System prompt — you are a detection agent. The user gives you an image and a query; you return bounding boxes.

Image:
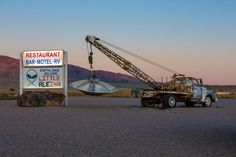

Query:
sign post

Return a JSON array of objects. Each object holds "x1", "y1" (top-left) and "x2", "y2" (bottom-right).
[
  {"x1": 20, "y1": 50, "x2": 68, "y2": 106},
  {"x1": 64, "y1": 51, "x2": 68, "y2": 106}
]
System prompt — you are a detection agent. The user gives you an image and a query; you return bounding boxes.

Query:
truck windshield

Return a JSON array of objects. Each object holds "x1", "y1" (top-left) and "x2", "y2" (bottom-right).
[{"x1": 185, "y1": 78, "x2": 192, "y2": 86}]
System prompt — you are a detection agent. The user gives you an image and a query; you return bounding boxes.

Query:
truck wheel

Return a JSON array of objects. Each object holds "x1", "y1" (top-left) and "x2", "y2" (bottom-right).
[
  {"x1": 163, "y1": 94, "x2": 176, "y2": 108},
  {"x1": 185, "y1": 101, "x2": 195, "y2": 107},
  {"x1": 141, "y1": 98, "x2": 154, "y2": 107},
  {"x1": 202, "y1": 96, "x2": 212, "y2": 107}
]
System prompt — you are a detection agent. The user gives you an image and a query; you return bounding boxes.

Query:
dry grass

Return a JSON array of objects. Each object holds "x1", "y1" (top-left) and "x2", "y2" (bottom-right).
[
  {"x1": 0, "y1": 89, "x2": 18, "y2": 100},
  {"x1": 69, "y1": 88, "x2": 133, "y2": 97},
  {"x1": 217, "y1": 93, "x2": 236, "y2": 99},
  {"x1": 0, "y1": 88, "x2": 134, "y2": 99},
  {"x1": 4, "y1": 88, "x2": 236, "y2": 99},
  {"x1": 103, "y1": 88, "x2": 132, "y2": 97},
  {"x1": 0, "y1": 93, "x2": 18, "y2": 100},
  {"x1": 68, "y1": 89, "x2": 86, "y2": 96}
]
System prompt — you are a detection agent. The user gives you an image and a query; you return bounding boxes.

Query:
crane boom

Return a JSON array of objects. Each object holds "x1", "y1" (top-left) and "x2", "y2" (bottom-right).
[{"x1": 85, "y1": 35, "x2": 161, "y2": 90}]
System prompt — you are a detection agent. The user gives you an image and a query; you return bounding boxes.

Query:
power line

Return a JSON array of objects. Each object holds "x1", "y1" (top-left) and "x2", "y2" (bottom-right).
[{"x1": 99, "y1": 39, "x2": 179, "y2": 74}]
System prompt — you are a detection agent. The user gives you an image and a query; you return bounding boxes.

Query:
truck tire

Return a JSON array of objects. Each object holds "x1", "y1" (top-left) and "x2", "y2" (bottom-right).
[
  {"x1": 163, "y1": 94, "x2": 176, "y2": 108},
  {"x1": 202, "y1": 96, "x2": 212, "y2": 107},
  {"x1": 185, "y1": 101, "x2": 195, "y2": 107},
  {"x1": 141, "y1": 98, "x2": 154, "y2": 107}
]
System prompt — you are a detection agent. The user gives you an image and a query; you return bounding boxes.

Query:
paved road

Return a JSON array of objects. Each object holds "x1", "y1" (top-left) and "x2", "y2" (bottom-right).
[{"x1": 0, "y1": 97, "x2": 236, "y2": 157}]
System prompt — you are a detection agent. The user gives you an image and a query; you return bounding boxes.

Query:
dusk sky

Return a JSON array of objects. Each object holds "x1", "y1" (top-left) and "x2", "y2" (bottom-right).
[{"x1": 0, "y1": 0, "x2": 235, "y2": 85}]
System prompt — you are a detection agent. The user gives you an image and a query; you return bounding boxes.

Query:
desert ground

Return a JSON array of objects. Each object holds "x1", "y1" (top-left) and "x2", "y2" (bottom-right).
[{"x1": 0, "y1": 97, "x2": 236, "y2": 157}]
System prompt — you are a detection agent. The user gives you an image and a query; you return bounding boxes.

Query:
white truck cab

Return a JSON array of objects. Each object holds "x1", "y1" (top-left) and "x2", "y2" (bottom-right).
[{"x1": 183, "y1": 77, "x2": 217, "y2": 107}]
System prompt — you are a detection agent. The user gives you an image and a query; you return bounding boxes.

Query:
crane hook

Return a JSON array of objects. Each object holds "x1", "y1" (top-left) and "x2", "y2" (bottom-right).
[
  {"x1": 88, "y1": 52, "x2": 93, "y2": 69},
  {"x1": 87, "y1": 43, "x2": 96, "y2": 80},
  {"x1": 87, "y1": 43, "x2": 94, "y2": 70}
]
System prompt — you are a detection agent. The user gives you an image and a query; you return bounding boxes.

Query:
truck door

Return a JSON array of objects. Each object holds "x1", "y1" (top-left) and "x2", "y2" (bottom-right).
[{"x1": 191, "y1": 79, "x2": 202, "y2": 100}]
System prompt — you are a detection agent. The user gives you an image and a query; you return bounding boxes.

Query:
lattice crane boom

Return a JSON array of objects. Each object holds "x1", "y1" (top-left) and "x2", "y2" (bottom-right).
[{"x1": 85, "y1": 35, "x2": 161, "y2": 90}]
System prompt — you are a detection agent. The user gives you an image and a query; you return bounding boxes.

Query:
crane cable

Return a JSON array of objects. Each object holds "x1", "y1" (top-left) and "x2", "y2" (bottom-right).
[
  {"x1": 86, "y1": 42, "x2": 96, "y2": 79},
  {"x1": 99, "y1": 39, "x2": 179, "y2": 74}
]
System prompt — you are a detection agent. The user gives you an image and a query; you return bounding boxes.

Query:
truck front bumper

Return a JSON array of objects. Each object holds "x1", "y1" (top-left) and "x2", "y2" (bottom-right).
[{"x1": 213, "y1": 96, "x2": 218, "y2": 102}]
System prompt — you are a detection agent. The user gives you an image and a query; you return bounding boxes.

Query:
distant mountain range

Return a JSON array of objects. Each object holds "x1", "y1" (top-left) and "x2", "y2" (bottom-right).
[
  {"x1": 0, "y1": 55, "x2": 144, "y2": 89},
  {"x1": 0, "y1": 55, "x2": 235, "y2": 92}
]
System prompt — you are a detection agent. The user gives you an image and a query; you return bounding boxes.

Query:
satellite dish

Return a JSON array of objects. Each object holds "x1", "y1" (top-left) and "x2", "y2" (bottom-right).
[{"x1": 69, "y1": 78, "x2": 118, "y2": 96}]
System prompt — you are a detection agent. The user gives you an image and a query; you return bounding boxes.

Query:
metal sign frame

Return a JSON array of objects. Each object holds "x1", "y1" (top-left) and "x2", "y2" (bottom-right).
[{"x1": 20, "y1": 50, "x2": 68, "y2": 106}]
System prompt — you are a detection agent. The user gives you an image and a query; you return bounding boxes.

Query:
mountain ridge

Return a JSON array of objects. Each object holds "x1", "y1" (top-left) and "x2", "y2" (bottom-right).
[
  {"x1": 0, "y1": 55, "x2": 143, "y2": 89},
  {"x1": 0, "y1": 55, "x2": 235, "y2": 92}
]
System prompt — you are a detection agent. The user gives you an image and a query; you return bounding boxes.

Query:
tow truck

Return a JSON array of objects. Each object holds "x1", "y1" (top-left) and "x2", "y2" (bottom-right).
[{"x1": 84, "y1": 35, "x2": 217, "y2": 108}]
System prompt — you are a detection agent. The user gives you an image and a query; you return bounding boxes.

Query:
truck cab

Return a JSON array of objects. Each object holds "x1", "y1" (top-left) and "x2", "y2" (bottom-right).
[
  {"x1": 175, "y1": 76, "x2": 217, "y2": 107},
  {"x1": 141, "y1": 75, "x2": 217, "y2": 108}
]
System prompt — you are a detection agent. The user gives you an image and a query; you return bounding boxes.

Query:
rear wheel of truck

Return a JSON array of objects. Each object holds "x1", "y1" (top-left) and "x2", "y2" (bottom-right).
[
  {"x1": 163, "y1": 94, "x2": 176, "y2": 108},
  {"x1": 202, "y1": 96, "x2": 212, "y2": 107}
]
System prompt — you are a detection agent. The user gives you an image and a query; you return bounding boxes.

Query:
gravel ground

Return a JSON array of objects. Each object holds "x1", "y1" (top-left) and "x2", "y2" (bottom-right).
[{"x1": 0, "y1": 97, "x2": 236, "y2": 157}]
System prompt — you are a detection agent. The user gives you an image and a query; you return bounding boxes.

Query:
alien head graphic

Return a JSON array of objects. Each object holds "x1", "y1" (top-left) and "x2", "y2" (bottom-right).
[{"x1": 26, "y1": 69, "x2": 38, "y2": 86}]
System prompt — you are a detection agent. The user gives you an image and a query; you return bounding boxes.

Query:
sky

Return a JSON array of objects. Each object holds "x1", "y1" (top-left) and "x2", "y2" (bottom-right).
[{"x1": 0, "y1": 0, "x2": 235, "y2": 85}]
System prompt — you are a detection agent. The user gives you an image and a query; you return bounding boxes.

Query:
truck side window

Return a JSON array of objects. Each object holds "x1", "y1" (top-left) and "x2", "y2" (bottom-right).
[{"x1": 192, "y1": 79, "x2": 199, "y2": 86}]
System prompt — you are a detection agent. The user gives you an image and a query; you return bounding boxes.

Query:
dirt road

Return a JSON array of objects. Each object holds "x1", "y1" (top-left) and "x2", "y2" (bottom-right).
[{"x1": 0, "y1": 97, "x2": 235, "y2": 157}]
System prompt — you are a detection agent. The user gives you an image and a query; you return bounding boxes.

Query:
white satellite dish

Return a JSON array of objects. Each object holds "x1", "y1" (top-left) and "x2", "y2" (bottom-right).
[{"x1": 69, "y1": 78, "x2": 118, "y2": 95}]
